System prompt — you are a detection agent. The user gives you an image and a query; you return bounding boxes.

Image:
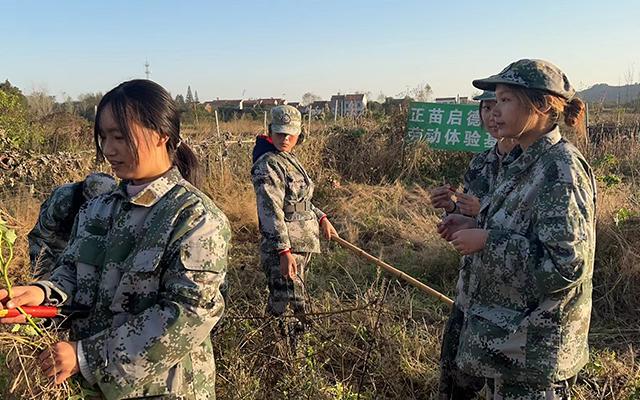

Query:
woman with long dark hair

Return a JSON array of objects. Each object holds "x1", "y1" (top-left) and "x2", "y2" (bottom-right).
[{"x1": 0, "y1": 79, "x2": 230, "y2": 399}]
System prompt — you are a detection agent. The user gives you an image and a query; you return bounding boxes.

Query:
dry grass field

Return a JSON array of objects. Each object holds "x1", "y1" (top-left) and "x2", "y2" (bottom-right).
[{"x1": 1, "y1": 109, "x2": 639, "y2": 399}]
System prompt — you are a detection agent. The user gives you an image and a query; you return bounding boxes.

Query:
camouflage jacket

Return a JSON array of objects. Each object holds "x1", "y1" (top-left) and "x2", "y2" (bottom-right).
[
  {"x1": 36, "y1": 168, "x2": 231, "y2": 400},
  {"x1": 456, "y1": 126, "x2": 596, "y2": 384},
  {"x1": 454, "y1": 145, "x2": 522, "y2": 310},
  {"x1": 28, "y1": 182, "x2": 85, "y2": 279},
  {"x1": 251, "y1": 151, "x2": 325, "y2": 254},
  {"x1": 28, "y1": 176, "x2": 117, "y2": 279}
]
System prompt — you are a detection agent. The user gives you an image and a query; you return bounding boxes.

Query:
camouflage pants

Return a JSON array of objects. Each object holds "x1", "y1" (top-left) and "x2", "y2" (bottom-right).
[
  {"x1": 438, "y1": 303, "x2": 485, "y2": 399},
  {"x1": 261, "y1": 251, "x2": 312, "y2": 317},
  {"x1": 485, "y1": 376, "x2": 576, "y2": 400}
]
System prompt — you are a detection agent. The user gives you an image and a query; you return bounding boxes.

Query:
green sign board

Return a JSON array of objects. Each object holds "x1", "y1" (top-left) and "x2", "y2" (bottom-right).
[{"x1": 406, "y1": 102, "x2": 496, "y2": 152}]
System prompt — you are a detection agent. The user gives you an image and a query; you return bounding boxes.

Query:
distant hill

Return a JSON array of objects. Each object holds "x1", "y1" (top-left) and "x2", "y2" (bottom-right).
[{"x1": 578, "y1": 83, "x2": 640, "y2": 104}]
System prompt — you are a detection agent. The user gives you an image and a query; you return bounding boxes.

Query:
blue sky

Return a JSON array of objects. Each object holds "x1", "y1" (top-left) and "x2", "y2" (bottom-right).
[{"x1": 1, "y1": 0, "x2": 639, "y2": 102}]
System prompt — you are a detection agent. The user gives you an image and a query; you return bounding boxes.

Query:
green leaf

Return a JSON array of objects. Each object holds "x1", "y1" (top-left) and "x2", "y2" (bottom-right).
[{"x1": 3, "y1": 228, "x2": 16, "y2": 246}]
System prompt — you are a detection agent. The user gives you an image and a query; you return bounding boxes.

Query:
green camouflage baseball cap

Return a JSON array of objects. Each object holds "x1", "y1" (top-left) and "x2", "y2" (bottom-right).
[
  {"x1": 472, "y1": 90, "x2": 496, "y2": 101},
  {"x1": 83, "y1": 172, "x2": 117, "y2": 200},
  {"x1": 473, "y1": 59, "x2": 575, "y2": 100},
  {"x1": 271, "y1": 105, "x2": 302, "y2": 136}
]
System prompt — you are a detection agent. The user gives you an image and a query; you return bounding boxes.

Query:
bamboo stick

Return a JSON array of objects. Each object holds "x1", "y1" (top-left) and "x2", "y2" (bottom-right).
[{"x1": 331, "y1": 235, "x2": 454, "y2": 308}]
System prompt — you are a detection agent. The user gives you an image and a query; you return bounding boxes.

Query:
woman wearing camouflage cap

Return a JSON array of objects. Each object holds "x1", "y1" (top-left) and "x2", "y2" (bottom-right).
[
  {"x1": 252, "y1": 104, "x2": 337, "y2": 343},
  {"x1": 0, "y1": 79, "x2": 231, "y2": 399},
  {"x1": 434, "y1": 90, "x2": 520, "y2": 399},
  {"x1": 443, "y1": 59, "x2": 596, "y2": 399},
  {"x1": 430, "y1": 92, "x2": 518, "y2": 218}
]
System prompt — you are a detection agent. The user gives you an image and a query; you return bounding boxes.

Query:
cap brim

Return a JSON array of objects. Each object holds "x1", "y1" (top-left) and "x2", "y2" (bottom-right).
[
  {"x1": 472, "y1": 92, "x2": 496, "y2": 101},
  {"x1": 472, "y1": 76, "x2": 503, "y2": 91},
  {"x1": 271, "y1": 124, "x2": 301, "y2": 135}
]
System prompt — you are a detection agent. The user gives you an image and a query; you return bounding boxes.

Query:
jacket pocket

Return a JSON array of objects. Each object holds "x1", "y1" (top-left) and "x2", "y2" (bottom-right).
[
  {"x1": 462, "y1": 303, "x2": 529, "y2": 369},
  {"x1": 284, "y1": 209, "x2": 315, "y2": 222},
  {"x1": 73, "y1": 236, "x2": 105, "y2": 307},
  {"x1": 110, "y1": 247, "x2": 164, "y2": 314}
]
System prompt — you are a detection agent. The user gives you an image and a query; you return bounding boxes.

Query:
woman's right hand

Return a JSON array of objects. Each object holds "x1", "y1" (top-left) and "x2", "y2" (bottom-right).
[
  {"x1": 437, "y1": 214, "x2": 477, "y2": 241},
  {"x1": 279, "y1": 252, "x2": 298, "y2": 281},
  {"x1": 0, "y1": 286, "x2": 46, "y2": 324},
  {"x1": 456, "y1": 193, "x2": 481, "y2": 217},
  {"x1": 429, "y1": 185, "x2": 455, "y2": 211}
]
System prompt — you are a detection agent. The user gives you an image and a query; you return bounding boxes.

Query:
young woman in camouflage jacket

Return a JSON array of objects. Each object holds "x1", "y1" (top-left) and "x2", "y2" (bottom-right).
[
  {"x1": 0, "y1": 80, "x2": 231, "y2": 400},
  {"x1": 433, "y1": 90, "x2": 520, "y2": 399},
  {"x1": 251, "y1": 105, "x2": 337, "y2": 337},
  {"x1": 442, "y1": 59, "x2": 597, "y2": 399}
]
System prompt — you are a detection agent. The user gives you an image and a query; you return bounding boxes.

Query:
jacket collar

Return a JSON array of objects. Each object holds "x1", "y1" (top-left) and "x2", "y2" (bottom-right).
[
  {"x1": 115, "y1": 167, "x2": 185, "y2": 207},
  {"x1": 483, "y1": 125, "x2": 562, "y2": 222}
]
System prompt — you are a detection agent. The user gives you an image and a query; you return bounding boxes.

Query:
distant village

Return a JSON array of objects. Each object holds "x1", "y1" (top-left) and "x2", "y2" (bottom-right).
[{"x1": 201, "y1": 93, "x2": 476, "y2": 120}]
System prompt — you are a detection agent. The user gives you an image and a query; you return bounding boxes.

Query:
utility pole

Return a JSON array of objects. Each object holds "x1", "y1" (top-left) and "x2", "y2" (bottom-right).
[{"x1": 145, "y1": 60, "x2": 151, "y2": 80}]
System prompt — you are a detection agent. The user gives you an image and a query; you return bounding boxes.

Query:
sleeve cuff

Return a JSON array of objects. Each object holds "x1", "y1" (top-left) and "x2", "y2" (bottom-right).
[
  {"x1": 318, "y1": 214, "x2": 327, "y2": 223},
  {"x1": 76, "y1": 340, "x2": 97, "y2": 385},
  {"x1": 32, "y1": 281, "x2": 67, "y2": 306},
  {"x1": 278, "y1": 248, "x2": 291, "y2": 255}
]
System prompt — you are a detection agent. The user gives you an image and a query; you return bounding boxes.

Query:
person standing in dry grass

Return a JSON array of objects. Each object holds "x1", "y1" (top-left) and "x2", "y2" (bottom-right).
[
  {"x1": 434, "y1": 90, "x2": 520, "y2": 399},
  {"x1": 28, "y1": 172, "x2": 116, "y2": 280},
  {"x1": 442, "y1": 59, "x2": 596, "y2": 399},
  {"x1": 0, "y1": 79, "x2": 231, "y2": 400},
  {"x1": 251, "y1": 105, "x2": 337, "y2": 346}
]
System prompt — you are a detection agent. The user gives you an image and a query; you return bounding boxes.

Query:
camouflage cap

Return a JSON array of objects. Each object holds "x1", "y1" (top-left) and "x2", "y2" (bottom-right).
[
  {"x1": 472, "y1": 91, "x2": 496, "y2": 101},
  {"x1": 271, "y1": 105, "x2": 302, "y2": 136},
  {"x1": 472, "y1": 59, "x2": 575, "y2": 100},
  {"x1": 82, "y1": 172, "x2": 117, "y2": 200}
]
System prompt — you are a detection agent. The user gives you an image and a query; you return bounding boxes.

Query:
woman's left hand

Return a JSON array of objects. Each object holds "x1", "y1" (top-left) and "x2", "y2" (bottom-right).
[
  {"x1": 320, "y1": 217, "x2": 338, "y2": 240},
  {"x1": 450, "y1": 229, "x2": 488, "y2": 255},
  {"x1": 39, "y1": 341, "x2": 79, "y2": 384}
]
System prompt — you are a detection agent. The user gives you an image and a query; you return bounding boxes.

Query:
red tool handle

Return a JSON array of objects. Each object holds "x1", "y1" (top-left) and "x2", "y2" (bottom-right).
[{"x1": 0, "y1": 306, "x2": 59, "y2": 318}]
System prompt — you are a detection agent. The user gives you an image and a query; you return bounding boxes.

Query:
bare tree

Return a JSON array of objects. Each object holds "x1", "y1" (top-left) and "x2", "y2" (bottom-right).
[
  {"x1": 26, "y1": 90, "x2": 55, "y2": 119},
  {"x1": 397, "y1": 82, "x2": 432, "y2": 101},
  {"x1": 624, "y1": 64, "x2": 636, "y2": 103},
  {"x1": 301, "y1": 92, "x2": 321, "y2": 106}
]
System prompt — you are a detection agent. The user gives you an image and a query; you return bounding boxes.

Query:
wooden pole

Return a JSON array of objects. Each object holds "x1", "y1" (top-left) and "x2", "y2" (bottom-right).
[
  {"x1": 331, "y1": 235, "x2": 454, "y2": 308},
  {"x1": 214, "y1": 109, "x2": 224, "y2": 183},
  {"x1": 264, "y1": 111, "x2": 267, "y2": 134},
  {"x1": 214, "y1": 109, "x2": 220, "y2": 136}
]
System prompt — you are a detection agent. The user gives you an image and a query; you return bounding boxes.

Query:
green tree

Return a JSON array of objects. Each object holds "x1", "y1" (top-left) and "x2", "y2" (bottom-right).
[
  {"x1": 0, "y1": 88, "x2": 36, "y2": 148},
  {"x1": 186, "y1": 86, "x2": 194, "y2": 104},
  {"x1": 175, "y1": 94, "x2": 187, "y2": 113},
  {"x1": 0, "y1": 80, "x2": 26, "y2": 106}
]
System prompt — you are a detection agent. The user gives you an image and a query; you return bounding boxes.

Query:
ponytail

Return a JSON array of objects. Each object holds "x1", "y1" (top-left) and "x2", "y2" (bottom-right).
[
  {"x1": 564, "y1": 97, "x2": 586, "y2": 136},
  {"x1": 173, "y1": 142, "x2": 200, "y2": 187},
  {"x1": 512, "y1": 86, "x2": 587, "y2": 142}
]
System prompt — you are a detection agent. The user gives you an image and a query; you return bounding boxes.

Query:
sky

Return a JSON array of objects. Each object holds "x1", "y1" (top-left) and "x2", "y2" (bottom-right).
[{"x1": 1, "y1": 0, "x2": 639, "y2": 103}]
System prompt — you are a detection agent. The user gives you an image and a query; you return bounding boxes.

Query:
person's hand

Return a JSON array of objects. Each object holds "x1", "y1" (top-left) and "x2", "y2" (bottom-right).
[
  {"x1": 279, "y1": 252, "x2": 298, "y2": 280},
  {"x1": 456, "y1": 193, "x2": 481, "y2": 217},
  {"x1": 450, "y1": 229, "x2": 488, "y2": 255},
  {"x1": 39, "y1": 341, "x2": 79, "y2": 384},
  {"x1": 0, "y1": 286, "x2": 45, "y2": 324},
  {"x1": 429, "y1": 185, "x2": 455, "y2": 211},
  {"x1": 320, "y1": 217, "x2": 338, "y2": 240},
  {"x1": 437, "y1": 214, "x2": 477, "y2": 241}
]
